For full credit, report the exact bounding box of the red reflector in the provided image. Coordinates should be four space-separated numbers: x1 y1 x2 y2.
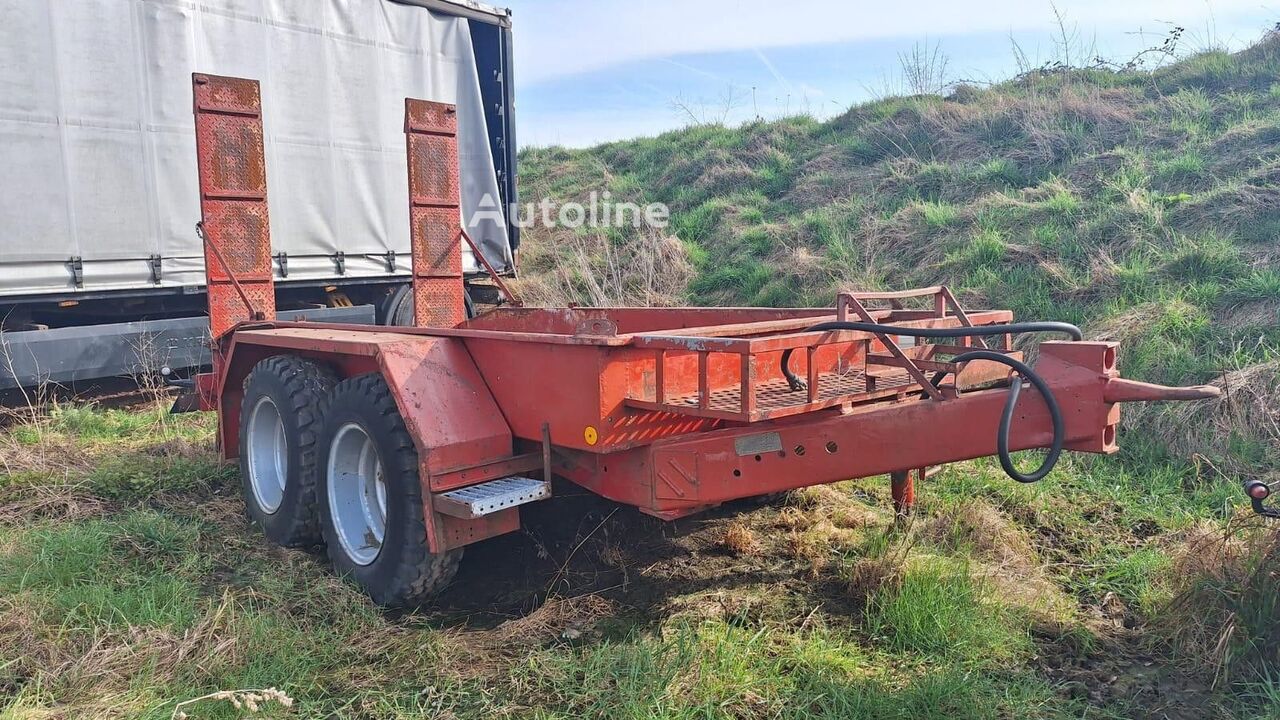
1248 483 1270 500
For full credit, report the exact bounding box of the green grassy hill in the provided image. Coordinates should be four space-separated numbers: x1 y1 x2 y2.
517 35 1280 477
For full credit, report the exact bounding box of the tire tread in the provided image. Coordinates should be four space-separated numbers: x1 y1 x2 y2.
322 373 462 606
239 355 336 547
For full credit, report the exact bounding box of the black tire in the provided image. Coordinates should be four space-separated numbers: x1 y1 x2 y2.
317 373 463 606
238 355 336 547
380 284 415 326
381 283 477 326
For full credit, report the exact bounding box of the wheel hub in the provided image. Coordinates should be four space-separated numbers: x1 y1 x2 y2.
246 395 288 514
327 423 387 566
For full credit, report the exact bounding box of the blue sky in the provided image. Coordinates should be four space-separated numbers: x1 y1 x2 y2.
507 0 1278 148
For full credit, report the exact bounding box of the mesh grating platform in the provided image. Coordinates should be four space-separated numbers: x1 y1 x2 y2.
434 476 550 519
628 367 918 422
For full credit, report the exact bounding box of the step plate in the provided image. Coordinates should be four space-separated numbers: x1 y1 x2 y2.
434 476 550 519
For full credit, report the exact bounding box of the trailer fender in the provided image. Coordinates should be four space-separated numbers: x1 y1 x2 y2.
214 326 518 553
374 336 512 480
372 337 520 553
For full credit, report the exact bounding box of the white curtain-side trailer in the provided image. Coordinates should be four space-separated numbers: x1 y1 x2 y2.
0 0 517 388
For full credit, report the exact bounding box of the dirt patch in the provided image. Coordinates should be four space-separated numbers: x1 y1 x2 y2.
1036 634 1219 720
481 594 616 648
425 481 885 631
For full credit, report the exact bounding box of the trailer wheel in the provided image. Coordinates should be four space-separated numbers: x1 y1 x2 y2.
318 373 462 606
381 283 476 326
380 284 415 326
239 355 336 547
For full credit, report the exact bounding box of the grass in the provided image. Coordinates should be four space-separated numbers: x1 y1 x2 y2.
5 399 1273 718
918 201 961 229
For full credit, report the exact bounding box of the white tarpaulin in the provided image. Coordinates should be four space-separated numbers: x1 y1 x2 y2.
0 0 511 296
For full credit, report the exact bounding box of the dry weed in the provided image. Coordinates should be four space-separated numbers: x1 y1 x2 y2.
172 688 294 718
719 521 762 557
0 481 107 524
0 427 92 477
476 595 616 651
1163 521 1280 687
513 229 693 307
842 556 906 605
1133 360 1280 475
926 500 1039 571
1 590 246 714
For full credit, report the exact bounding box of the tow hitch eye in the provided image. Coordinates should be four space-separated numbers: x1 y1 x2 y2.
1245 480 1279 518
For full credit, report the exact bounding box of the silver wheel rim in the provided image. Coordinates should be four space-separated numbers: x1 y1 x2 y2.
327 423 387 566
246 395 288 514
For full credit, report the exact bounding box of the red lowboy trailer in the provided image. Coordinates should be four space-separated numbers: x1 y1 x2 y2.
189 74 1226 606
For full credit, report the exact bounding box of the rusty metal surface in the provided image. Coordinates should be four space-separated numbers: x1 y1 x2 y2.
560 340 1126 513
626 368 915 421
891 470 916 519
619 296 1013 423
192 74 274 338
839 291 945 400
630 312 1014 353
378 335 513 553
1102 377 1220 403
375 336 512 478
414 278 468 328
405 98 465 327
214 287 1214 535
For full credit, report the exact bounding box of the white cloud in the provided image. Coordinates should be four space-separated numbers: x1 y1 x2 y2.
511 0 1269 84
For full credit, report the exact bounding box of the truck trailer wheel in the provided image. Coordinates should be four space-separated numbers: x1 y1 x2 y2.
381 283 476 326
317 373 463 606
238 355 337 547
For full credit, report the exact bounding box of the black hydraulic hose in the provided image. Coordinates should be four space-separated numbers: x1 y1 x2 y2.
948 350 1064 483
779 320 1082 391
779 319 1082 483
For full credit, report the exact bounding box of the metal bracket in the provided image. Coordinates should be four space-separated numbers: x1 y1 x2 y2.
574 318 618 337
68 256 83 288
275 252 288 278
333 251 345 275
837 289 954 401
384 250 397 273
149 254 163 284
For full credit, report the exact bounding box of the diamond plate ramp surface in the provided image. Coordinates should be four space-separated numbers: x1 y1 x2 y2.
405 98 465 327
193 74 274 338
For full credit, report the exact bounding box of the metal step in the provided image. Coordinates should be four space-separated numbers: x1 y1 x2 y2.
433 476 550 519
